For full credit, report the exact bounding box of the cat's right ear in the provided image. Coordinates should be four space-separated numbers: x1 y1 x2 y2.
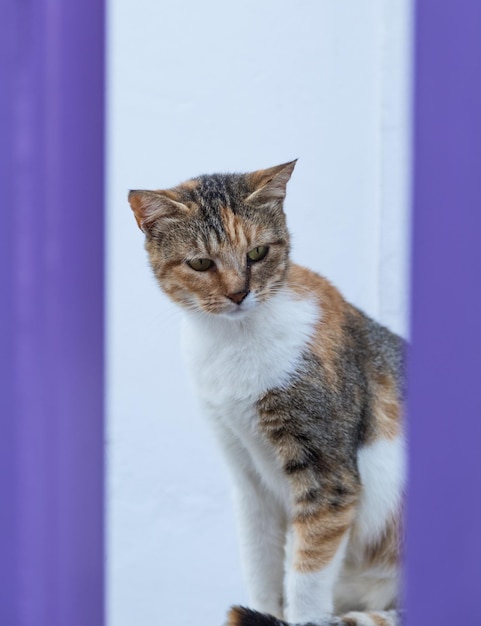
245 160 297 207
128 189 190 234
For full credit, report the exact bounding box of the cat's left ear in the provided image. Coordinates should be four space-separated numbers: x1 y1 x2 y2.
128 189 190 233
245 160 297 207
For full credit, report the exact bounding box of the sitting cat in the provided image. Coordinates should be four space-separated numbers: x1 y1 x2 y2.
128 161 406 626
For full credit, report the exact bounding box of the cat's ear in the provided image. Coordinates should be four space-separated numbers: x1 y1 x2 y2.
128 189 190 233
245 160 297 206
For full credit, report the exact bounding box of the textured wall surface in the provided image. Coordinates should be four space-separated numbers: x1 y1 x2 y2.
106 2 412 625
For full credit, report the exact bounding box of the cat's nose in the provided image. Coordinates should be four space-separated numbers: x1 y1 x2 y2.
226 290 249 305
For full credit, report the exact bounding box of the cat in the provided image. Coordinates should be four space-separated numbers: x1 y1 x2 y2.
128 161 406 626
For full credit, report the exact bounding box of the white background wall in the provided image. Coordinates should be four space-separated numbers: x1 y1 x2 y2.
106 2 412 625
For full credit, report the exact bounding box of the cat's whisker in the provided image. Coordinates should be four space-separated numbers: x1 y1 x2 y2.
143 306 183 329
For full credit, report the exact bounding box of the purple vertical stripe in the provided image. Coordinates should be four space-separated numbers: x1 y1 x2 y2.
0 0 105 624
0 0 17 622
407 2 481 625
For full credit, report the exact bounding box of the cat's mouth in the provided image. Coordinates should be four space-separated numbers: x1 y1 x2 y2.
217 292 258 319
184 291 263 318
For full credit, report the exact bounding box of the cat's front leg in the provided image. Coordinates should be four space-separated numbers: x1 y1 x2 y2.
233 474 287 619
212 420 287 619
257 392 360 624
284 517 351 623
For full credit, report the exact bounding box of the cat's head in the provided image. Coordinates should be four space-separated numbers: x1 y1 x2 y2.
128 161 296 319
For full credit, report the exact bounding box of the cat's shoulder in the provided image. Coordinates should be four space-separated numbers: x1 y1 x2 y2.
286 263 346 317
287 263 405 390
286 263 351 348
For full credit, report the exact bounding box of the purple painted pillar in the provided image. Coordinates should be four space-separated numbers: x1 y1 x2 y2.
406 2 481 625
0 0 105 624
0 0 17 620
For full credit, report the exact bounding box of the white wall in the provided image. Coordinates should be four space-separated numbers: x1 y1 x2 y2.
106 2 412 625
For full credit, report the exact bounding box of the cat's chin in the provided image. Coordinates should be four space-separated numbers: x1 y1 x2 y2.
182 302 257 320
218 306 255 320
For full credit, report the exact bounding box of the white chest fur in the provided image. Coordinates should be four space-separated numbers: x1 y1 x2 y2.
182 291 319 405
181 291 319 500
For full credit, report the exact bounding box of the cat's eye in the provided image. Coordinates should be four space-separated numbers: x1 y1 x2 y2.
187 258 214 272
247 246 269 262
